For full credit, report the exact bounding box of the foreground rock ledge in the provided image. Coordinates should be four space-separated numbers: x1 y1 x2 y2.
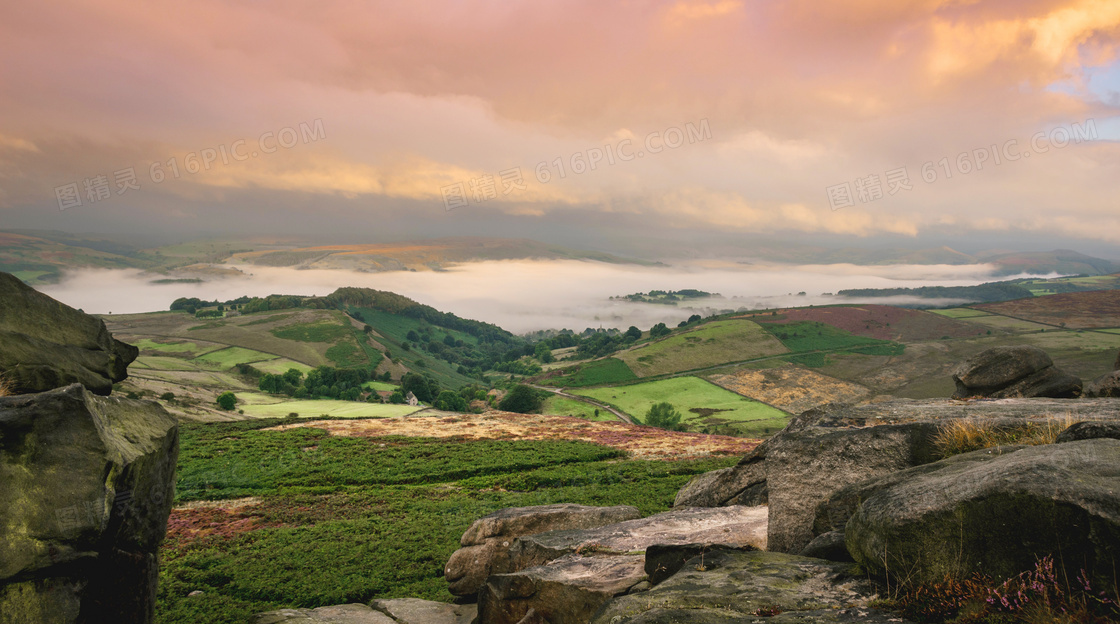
590 550 911 624
0 384 178 624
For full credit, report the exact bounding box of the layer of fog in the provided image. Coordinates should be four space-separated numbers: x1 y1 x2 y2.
40 260 1047 334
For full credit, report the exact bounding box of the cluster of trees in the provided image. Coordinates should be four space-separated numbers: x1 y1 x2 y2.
836 281 1035 305
256 365 390 402
170 296 252 315
497 385 548 413
390 373 489 412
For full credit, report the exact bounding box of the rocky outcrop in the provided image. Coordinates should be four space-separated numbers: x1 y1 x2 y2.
446 504 641 596
0 384 178 623
590 550 910 624
1084 370 1120 398
0 271 137 396
674 398 1120 554
371 598 476 624
833 440 1120 587
951 345 1081 398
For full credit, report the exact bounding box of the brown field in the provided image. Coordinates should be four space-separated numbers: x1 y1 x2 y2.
706 365 871 414
267 410 760 460
977 290 1120 329
738 304 996 341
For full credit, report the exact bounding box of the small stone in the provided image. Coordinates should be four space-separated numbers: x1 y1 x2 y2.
188 590 204 597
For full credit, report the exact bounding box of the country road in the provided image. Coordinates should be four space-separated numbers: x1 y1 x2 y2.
529 384 634 424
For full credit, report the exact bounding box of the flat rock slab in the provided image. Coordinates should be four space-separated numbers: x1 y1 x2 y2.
479 554 646 624
511 506 768 570
461 504 641 546
447 504 641 596
252 604 396 624
371 598 476 624
591 550 910 624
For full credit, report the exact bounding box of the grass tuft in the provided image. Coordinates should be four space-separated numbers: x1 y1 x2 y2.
0 371 11 397
934 416 1074 457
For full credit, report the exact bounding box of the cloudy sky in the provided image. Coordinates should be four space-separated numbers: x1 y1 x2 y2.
1 0 1119 250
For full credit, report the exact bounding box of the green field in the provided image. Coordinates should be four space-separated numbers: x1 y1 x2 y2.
760 320 903 355
960 315 1054 332
617 320 788 377
134 356 204 371
929 308 992 319
546 358 637 388
130 338 221 355
250 359 316 375
159 419 737 623
540 395 618 421
362 380 400 392
271 321 353 343
239 399 423 419
572 376 789 436
192 347 278 370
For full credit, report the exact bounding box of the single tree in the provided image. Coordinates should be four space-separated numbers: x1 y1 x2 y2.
499 385 543 414
643 402 685 431
216 392 237 411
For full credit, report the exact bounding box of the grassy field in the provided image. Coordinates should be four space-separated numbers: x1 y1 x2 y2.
572 376 789 436
929 308 992 319
362 380 400 392
192 347 278 370
759 320 904 355
132 338 222 355
617 320 788 377
545 358 637 388
158 419 738 624
540 395 617 421
238 399 423 419
251 359 315 375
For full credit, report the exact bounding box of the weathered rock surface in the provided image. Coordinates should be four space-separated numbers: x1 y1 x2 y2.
446 504 641 596
479 554 646 624
799 531 852 562
839 440 1120 587
590 550 908 624
0 384 178 624
1055 420 1120 443
642 543 757 586
371 598 477 624
252 600 476 624
510 506 768 571
251 604 396 624
1084 370 1120 398
674 398 1120 554
951 345 1081 399
0 271 138 395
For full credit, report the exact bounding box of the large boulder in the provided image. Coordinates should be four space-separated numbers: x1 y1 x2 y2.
0 384 178 623
951 345 1080 398
1055 420 1120 443
1084 370 1120 398
371 598 476 624
674 398 1120 554
840 440 1120 587
0 272 137 396
445 504 641 597
590 550 910 624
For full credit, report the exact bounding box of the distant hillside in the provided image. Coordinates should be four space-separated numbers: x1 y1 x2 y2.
227 237 654 271
979 249 1120 276
837 273 1120 305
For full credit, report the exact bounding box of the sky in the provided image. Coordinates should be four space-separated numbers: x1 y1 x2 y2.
1 0 1119 252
